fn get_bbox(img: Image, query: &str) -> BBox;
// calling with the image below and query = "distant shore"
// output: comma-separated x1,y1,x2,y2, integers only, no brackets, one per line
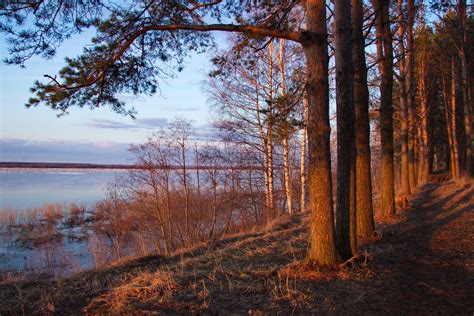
0,162,138,169
0,162,262,170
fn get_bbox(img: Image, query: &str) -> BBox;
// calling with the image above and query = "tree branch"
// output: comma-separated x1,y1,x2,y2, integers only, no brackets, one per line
142,23,302,42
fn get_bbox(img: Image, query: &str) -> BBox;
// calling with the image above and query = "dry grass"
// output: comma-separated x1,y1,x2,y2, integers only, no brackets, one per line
0,180,473,315
84,270,178,314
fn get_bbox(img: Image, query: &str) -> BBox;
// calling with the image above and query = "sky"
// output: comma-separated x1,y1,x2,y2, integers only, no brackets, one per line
0,30,222,164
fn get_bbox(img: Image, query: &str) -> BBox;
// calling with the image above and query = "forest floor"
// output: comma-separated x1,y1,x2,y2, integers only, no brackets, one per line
0,179,473,315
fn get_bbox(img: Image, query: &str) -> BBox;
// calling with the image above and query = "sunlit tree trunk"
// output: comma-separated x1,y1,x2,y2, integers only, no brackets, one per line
279,38,293,214
267,42,276,218
283,137,292,213
300,93,308,212
304,0,337,265
441,71,458,178
352,0,375,238
397,0,411,200
406,0,417,190
372,0,395,216
417,54,430,184
451,58,461,179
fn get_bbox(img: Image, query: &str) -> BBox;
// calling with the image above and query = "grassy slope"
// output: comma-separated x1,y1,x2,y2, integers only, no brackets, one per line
0,180,473,315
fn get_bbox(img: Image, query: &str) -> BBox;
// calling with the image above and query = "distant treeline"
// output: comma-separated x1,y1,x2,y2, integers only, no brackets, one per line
0,161,262,170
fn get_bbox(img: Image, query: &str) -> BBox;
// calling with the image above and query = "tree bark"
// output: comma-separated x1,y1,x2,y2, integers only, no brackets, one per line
441,70,458,178
279,38,293,214
417,51,430,184
335,0,357,260
267,42,276,219
458,0,473,177
304,0,337,265
283,137,293,213
352,0,375,238
406,0,417,190
300,92,308,212
372,0,395,216
397,0,411,200
451,58,461,179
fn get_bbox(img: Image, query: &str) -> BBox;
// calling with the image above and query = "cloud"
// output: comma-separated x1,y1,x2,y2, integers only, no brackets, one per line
160,105,202,112
136,117,169,128
86,119,219,141
175,107,201,112
87,117,169,130
0,138,133,164
88,119,136,130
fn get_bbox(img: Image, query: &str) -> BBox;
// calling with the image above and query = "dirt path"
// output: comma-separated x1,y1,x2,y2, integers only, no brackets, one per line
1,181,472,315
360,181,474,314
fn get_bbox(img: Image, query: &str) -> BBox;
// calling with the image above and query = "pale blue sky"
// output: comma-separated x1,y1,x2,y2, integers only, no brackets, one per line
0,31,220,163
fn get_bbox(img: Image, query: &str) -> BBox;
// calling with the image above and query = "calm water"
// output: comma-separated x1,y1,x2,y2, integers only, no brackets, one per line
0,168,128,210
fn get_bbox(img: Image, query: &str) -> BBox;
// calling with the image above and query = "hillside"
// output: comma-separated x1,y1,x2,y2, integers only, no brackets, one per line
0,180,473,315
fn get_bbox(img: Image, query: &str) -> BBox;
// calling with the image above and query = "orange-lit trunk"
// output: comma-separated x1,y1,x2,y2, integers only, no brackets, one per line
304,0,337,265
397,0,411,198
300,93,308,212
417,57,430,184
451,59,461,179
441,71,458,178
406,0,417,190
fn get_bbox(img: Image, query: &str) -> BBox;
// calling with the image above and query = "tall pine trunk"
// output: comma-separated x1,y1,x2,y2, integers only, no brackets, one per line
352,0,375,238
451,58,461,179
304,0,337,265
441,71,458,178
417,51,430,184
406,0,417,190
397,0,411,200
335,0,357,260
372,0,395,216
458,0,473,177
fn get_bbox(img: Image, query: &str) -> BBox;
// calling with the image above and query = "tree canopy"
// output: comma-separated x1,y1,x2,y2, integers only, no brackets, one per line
1,0,303,115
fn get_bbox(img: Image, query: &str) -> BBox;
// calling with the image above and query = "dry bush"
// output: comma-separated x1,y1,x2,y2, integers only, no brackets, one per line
41,203,64,225
89,234,112,269
65,203,86,227
0,208,18,228
25,208,39,227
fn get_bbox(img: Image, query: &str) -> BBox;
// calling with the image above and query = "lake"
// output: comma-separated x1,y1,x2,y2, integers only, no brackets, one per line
0,168,128,210
0,168,131,277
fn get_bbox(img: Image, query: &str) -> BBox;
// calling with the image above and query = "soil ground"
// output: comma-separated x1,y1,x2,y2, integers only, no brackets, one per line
0,180,472,315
